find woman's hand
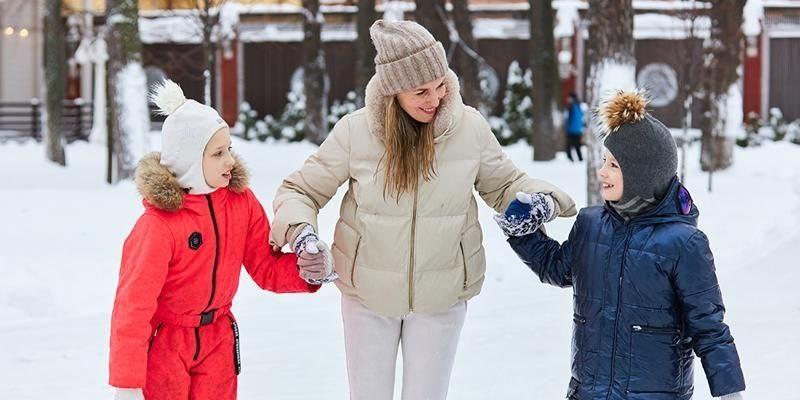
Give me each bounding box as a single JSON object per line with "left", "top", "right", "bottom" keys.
{"left": 494, "top": 192, "right": 555, "bottom": 237}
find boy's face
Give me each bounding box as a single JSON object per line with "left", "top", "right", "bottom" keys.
{"left": 203, "top": 128, "right": 235, "bottom": 189}
{"left": 597, "top": 148, "right": 623, "bottom": 201}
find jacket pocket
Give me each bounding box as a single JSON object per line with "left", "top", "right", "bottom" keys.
{"left": 627, "top": 325, "right": 681, "bottom": 394}
{"left": 571, "top": 313, "right": 587, "bottom": 379}
{"left": 459, "top": 225, "right": 485, "bottom": 288}
{"left": 459, "top": 241, "right": 468, "bottom": 289}
{"left": 147, "top": 323, "right": 164, "bottom": 353}
{"left": 350, "top": 235, "right": 362, "bottom": 288}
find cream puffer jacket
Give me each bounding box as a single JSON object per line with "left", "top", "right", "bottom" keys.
{"left": 270, "top": 69, "right": 576, "bottom": 316}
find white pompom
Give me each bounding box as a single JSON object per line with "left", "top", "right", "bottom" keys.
{"left": 149, "top": 79, "right": 186, "bottom": 116}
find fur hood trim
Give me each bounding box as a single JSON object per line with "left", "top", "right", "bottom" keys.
{"left": 134, "top": 151, "right": 249, "bottom": 211}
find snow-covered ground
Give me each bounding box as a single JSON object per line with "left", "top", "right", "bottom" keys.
{"left": 0, "top": 136, "right": 798, "bottom": 399}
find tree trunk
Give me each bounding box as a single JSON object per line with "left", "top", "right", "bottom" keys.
{"left": 355, "top": 0, "right": 377, "bottom": 107}
{"left": 414, "top": 0, "right": 451, "bottom": 52}
{"left": 200, "top": 1, "right": 219, "bottom": 108}
{"left": 106, "top": 0, "right": 146, "bottom": 183}
{"left": 451, "top": 0, "right": 482, "bottom": 109}
{"left": 303, "top": 0, "right": 328, "bottom": 145}
{"left": 44, "top": 0, "right": 66, "bottom": 166}
{"left": 585, "top": 0, "right": 636, "bottom": 206}
{"left": 529, "top": 0, "right": 559, "bottom": 161}
{"left": 700, "top": 0, "right": 745, "bottom": 172}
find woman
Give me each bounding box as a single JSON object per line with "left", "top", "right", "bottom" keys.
{"left": 270, "top": 20, "right": 577, "bottom": 400}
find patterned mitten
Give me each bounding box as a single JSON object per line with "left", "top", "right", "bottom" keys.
{"left": 494, "top": 192, "right": 556, "bottom": 237}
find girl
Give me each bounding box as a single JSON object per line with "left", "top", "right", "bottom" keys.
{"left": 108, "top": 80, "right": 333, "bottom": 400}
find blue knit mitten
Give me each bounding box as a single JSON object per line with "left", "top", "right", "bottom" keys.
{"left": 494, "top": 192, "right": 556, "bottom": 237}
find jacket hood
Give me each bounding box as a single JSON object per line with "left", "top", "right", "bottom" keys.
{"left": 364, "top": 68, "right": 465, "bottom": 144}
{"left": 134, "top": 151, "right": 249, "bottom": 211}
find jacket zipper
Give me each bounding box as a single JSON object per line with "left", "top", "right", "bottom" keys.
{"left": 606, "top": 227, "right": 632, "bottom": 400}
{"left": 204, "top": 195, "right": 221, "bottom": 311}
{"left": 408, "top": 188, "right": 419, "bottom": 313}
{"left": 194, "top": 195, "right": 221, "bottom": 361}
{"left": 632, "top": 325, "right": 680, "bottom": 335}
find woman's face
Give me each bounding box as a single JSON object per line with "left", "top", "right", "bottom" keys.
{"left": 203, "top": 128, "right": 236, "bottom": 189}
{"left": 395, "top": 77, "right": 447, "bottom": 124}
{"left": 597, "top": 148, "right": 624, "bottom": 201}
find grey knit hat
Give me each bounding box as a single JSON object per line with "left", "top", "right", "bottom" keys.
{"left": 599, "top": 90, "right": 678, "bottom": 205}
{"left": 369, "top": 19, "right": 449, "bottom": 96}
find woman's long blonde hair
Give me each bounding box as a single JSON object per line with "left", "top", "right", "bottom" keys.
{"left": 381, "top": 96, "right": 437, "bottom": 199}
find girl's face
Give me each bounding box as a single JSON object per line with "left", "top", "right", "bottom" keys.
{"left": 597, "top": 148, "right": 623, "bottom": 201}
{"left": 203, "top": 128, "right": 235, "bottom": 189}
{"left": 395, "top": 77, "right": 447, "bottom": 124}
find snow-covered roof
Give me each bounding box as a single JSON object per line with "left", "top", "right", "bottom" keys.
{"left": 634, "top": 13, "right": 711, "bottom": 40}
{"left": 764, "top": 0, "right": 800, "bottom": 8}
{"left": 139, "top": 16, "right": 204, "bottom": 44}
{"left": 239, "top": 23, "right": 356, "bottom": 42}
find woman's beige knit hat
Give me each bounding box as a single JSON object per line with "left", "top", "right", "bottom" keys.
{"left": 369, "top": 19, "right": 449, "bottom": 96}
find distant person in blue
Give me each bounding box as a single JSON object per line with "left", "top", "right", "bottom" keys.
{"left": 493, "top": 90, "right": 746, "bottom": 400}
{"left": 565, "top": 92, "right": 584, "bottom": 162}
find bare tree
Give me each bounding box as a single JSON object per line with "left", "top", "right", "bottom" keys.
{"left": 44, "top": 0, "right": 66, "bottom": 166}
{"left": 585, "top": 0, "right": 635, "bottom": 206}
{"left": 106, "top": 0, "right": 148, "bottom": 183}
{"left": 700, "top": 0, "right": 745, "bottom": 179}
{"left": 529, "top": 0, "right": 560, "bottom": 161}
{"left": 415, "top": 0, "right": 451, "bottom": 50}
{"left": 450, "top": 0, "right": 482, "bottom": 109}
{"left": 187, "top": 0, "right": 229, "bottom": 108}
{"left": 303, "top": 0, "right": 328, "bottom": 145}
{"left": 355, "top": 0, "right": 377, "bottom": 106}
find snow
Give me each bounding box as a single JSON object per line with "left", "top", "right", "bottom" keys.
{"left": 595, "top": 59, "right": 637, "bottom": 102}
{"left": 382, "top": 0, "right": 407, "bottom": 22}
{"left": 724, "top": 83, "right": 745, "bottom": 139}
{"left": 1, "top": 132, "right": 799, "bottom": 398}
{"left": 219, "top": 2, "right": 244, "bottom": 41}
{"left": 635, "top": 13, "right": 712, "bottom": 40}
{"left": 239, "top": 23, "right": 356, "bottom": 43}
{"left": 555, "top": 2, "right": 580, "bottom": 38}
{"left": 764, "top": 0, "right": 800, "bottom": 8}
{"left": 139, "top": 16, "right": 203, "bottom": 44}
{"left": 743, "top": 0, "right": 765, "bottom": 36}
{"left": 631, "top": 0, "right": 711, "bottom": 10}
{"left": 115, "top": 62, "right": 150, "bottom": 166}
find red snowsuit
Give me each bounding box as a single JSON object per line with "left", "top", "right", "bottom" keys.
{"left": 109, "top": 153, "right": 318, "bottom": 399}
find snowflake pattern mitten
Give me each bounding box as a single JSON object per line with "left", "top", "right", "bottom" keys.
{"left": 494, "top": 192, "right": 556, "bottom": 237}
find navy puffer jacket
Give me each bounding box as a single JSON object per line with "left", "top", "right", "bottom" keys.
{"left": 508, "top": 178, "right": 745, "bottom": 400}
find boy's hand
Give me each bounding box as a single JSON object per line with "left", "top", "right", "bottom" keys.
{"left": 113, "top": 388, "right": 144, "bottom": 400}
{"left": 293, "top": 226, "right": 338, "bottom": 284}
{"left": 494, "top": 192, "right": 555, "bottom": 237}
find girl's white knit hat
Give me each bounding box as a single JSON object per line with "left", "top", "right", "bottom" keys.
{"left": 150, "top": 79, "right": 228, "bottom": 195}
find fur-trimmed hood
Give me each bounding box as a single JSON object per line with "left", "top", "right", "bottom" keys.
{"left": 134, "top": 151, "right": 250, "bottom": 211}
{"left": 364, "top": 69, "right": 465, "bottom": 143}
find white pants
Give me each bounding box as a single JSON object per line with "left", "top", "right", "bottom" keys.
{"left": 341, "top": 295, "right": 467, "bottom": 400}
